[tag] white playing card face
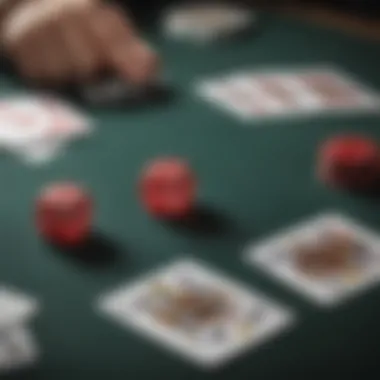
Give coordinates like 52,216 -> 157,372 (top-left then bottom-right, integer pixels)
0,98 -> 52,146
244,212 -> 380,306
0,95 -> 91,164
38,95 -> 91,138
195,66 -> 380,121
97,259 -> 294,369
0,287 -> 39,329
0,326 -> 39,372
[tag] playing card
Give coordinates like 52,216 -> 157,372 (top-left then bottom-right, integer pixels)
244,212 -> 380,306
196,72 -> 302,120
97,259 -> 294,369
0,326 -> 39,372
0,287 -> 39,329
0,95 -> 90,141
253,75 -> 309,109
0,95 -> 91,164
16,139 -> 67,165
197,75 -> 277,120
297,71 -> 378,109
163,3 -> 254,43
39,95 -> 91,138
195,66 -> 380,121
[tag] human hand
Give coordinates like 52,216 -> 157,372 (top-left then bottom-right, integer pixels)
0,0 -> 160,85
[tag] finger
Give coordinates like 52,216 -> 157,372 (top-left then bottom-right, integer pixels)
58,7 -> 102,82
85,5 -> 138,79
1,1 -> 47,49
10,29 -> 47,82
3,2 -> 74,84
32,22 -> 73,84
122,40 -> 160,85
1,2 -> 47,81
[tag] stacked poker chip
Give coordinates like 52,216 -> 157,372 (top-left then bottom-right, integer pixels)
162,3 -> 255,42
317,135 -> 380,192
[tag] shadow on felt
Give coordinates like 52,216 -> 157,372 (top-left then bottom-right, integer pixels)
0,61 -> 177,111
327,177 -> 380,200
346,187 -> 380,200
165,203 -> 236,237
49,230 -> 122,268
44,81 -> 176,110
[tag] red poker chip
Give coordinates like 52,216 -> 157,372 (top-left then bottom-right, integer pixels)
36,182 -> 93,246
40,182 -> 80,200
318,135 -> 380,190
139,157 -> 196,219
37,183 -> 92,215
142,157 -> 190,175
320,135 -> 379,165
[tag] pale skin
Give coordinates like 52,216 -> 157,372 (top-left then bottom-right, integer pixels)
0,0 -> 160,85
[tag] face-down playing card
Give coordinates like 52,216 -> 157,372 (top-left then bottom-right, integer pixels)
245,212 -> 380,306
97,259 -> 294,369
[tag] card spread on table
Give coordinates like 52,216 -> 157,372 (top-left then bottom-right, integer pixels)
195,66 -> 380,120
97,259 -> 294,369
0,94 -> 92,165
244,212 -> 380,306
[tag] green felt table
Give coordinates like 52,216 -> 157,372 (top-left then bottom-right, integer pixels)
1,12 -> 380,380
